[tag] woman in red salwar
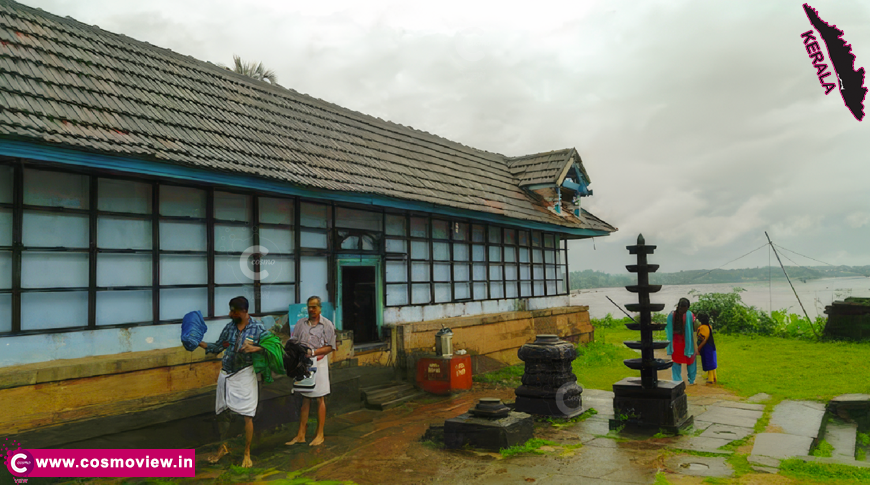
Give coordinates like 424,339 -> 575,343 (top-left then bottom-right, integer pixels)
666,298 -> 698,385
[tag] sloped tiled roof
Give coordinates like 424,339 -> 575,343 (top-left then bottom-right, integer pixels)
0,0 -> 615,234
508,148 -> 574,186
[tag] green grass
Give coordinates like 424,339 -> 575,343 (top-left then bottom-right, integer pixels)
653,471 -> 672,484
593,327 -> 870,401
472,363 -> 523,387
545,408 -> 598,429
499,438 -> 559,457
780,458 -> 870,483
725,453 -> 754,477
573,338 -> 639,390
714,334 -> 870,400
812,439 -> 834,457
858,432 -> 870,446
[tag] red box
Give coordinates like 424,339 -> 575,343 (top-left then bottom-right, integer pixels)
416,355 -> 473,395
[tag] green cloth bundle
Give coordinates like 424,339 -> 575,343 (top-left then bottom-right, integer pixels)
251,332 -> 285,384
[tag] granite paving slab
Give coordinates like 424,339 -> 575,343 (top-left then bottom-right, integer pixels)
692,420 -> 714,432
666,454 -> 733,477
716,401 -> 765,411
751,433 -> 814,459
825,421 -> 857,460
574,418 -> 612,436
554,445 -> 656,483
748,455 -> 781,467
671,436 -> 733,454
700,424 -> 754,441
694,406 -> 762,428
585,437 -> 620,448
769,400 -> 825,439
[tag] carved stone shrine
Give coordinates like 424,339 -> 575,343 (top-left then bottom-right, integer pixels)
443,398 -> 534,451
514,334 -> 583,418
609,234 -> 693,433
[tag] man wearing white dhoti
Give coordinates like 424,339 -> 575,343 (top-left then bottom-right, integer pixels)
198,296 -> 266,468
286,296 -> 336,447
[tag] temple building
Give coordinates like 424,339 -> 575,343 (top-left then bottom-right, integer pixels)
0,0 -> 615,444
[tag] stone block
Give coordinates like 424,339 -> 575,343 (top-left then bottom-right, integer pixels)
444,411 -> 534,451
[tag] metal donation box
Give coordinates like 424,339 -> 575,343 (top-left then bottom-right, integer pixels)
435,327 -> 453,357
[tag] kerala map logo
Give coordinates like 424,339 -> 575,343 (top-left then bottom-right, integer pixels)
801,3 -> 867,121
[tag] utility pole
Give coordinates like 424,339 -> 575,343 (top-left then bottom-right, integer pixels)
765,232 -> 819,338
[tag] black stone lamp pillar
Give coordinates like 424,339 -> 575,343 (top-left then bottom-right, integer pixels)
609,234 -> 693,433
623,233 -> 670,388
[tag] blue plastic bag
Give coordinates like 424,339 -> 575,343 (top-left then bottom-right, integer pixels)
181,310 -> 207,352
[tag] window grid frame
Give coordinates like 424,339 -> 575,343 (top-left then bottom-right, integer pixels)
1,161 -> 574,334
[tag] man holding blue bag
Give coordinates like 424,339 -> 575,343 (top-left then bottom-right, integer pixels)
286,295 -> 336,447
196,296 -> 266,468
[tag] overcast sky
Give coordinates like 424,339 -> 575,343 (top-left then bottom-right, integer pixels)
19,0 -> 870,274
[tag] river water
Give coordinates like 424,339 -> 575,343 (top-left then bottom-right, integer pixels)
570,276 -> 870,320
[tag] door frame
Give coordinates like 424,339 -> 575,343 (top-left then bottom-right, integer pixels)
334,257 -> 383,338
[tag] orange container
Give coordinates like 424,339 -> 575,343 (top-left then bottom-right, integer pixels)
416,355 -> 473,395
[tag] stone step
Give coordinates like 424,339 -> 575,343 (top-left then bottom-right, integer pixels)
364,384 -> 416,403
367,392 -> 426,411
359,381 -> 401,400
824,420 -> 857,460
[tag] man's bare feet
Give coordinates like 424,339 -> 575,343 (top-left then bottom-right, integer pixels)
309,435 -> 325,447
285,436 -> 305,445
207,443 -> 229,464
241,454 -> 253,468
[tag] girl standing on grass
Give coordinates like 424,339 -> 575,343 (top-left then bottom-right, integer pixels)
696,313 -> 718,384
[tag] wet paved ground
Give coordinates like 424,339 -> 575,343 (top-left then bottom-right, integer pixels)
51,374 -> 860,484
174,382 -> 769,485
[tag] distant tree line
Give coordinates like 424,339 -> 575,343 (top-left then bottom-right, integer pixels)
569,265 -> 870,290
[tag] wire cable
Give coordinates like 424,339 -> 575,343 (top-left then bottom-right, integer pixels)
686,242 -> 770,283
773,243 -> 836,267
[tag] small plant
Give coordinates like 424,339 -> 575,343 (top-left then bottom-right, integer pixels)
811,439 -> 834,457
858,432 -> 870,446
653,471 -> 672,484
499,438 -> 558,458
422,439 -> 442,450
725,453 -> 754,478
545,408 -> 598,429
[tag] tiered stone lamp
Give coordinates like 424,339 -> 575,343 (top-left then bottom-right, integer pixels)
609,234 -> 693,433
514,334 -> 583,418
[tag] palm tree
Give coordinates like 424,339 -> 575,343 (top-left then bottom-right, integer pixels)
227,54 -> 277,84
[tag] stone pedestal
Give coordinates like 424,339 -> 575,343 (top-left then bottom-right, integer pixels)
443,399 -> 534,451
514,334 -> 583,418
609,377 -> 693,433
